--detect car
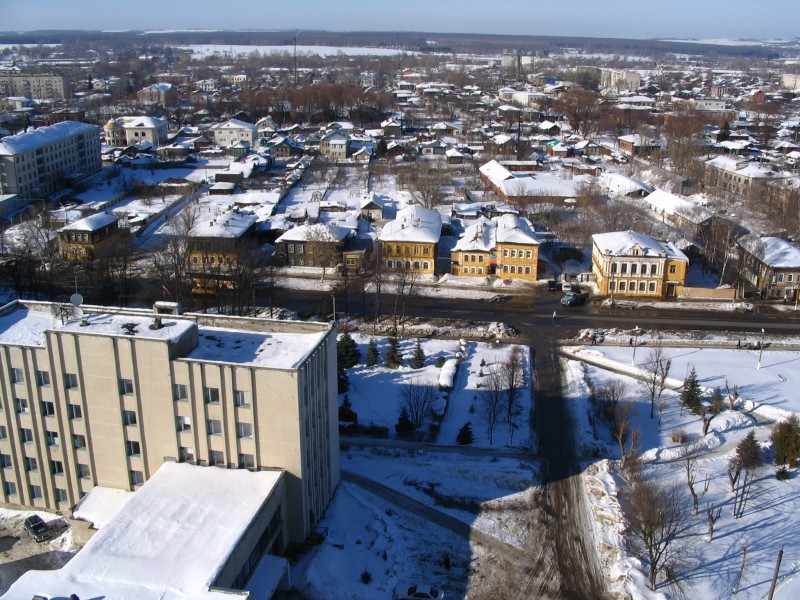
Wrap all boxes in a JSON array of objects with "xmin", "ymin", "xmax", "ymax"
[
  {"xmin": 395, "ymin": 583, "xmax": 445, "ymax": 600},
  {"xmin": 24, "ymin": 514, "xmax": 53, "ymax": 542}
]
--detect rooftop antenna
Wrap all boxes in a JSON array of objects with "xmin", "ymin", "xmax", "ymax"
[{"xmin": 70, "ymin": 292, "xmax": 84, "ymax": 321}]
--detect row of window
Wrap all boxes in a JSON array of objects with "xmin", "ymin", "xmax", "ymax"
[
  {"xmin": 609, "ymin": 262, "xmax": 661, "ymax": 276},
  {"xmin": 6, "ymin": 369, "xmax": 72, "ymax": 388},
  {"xmin": 172, "ymin": 384, "xmax": 251, "ymax": 406},
  {"xmin": 774, "ymin": 273, "xmax": 798, "ymax": 283},
  {"xmin": 384, "ymin": 260, "xmax": 431, "ymax": 270},
  {"xmin": 502, "ymin": 248, "xmax": 535, "ymax": 259},
  {"xmin": 3, "ymin": 424, "xmax": 85, "ymax": 448},
  {"xmin": 176, "ymin": 416, "xmax": 253, "ymax": 438},
  {"xmin": 384, "ymin": 245, "xmax": 431, "ymax": 257},
  {"xmin": 1, "ymin": 453, "xmax": 90, "ymax": 478},
  {"xmin": 609, "ymin": 280, "xmax": 658, "ymax": 293},
  {"xmin": 502, "ymin": 265, "xmax": 533, "ymax": 275},
  {"xmin": 2, "ymin": 482, "xmax": 68, "ymax": 503}
]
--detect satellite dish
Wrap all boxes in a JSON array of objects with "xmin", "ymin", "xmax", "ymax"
[{"xmin": 70, "ymin": 293, "xmax": 83, "ymax": 307}]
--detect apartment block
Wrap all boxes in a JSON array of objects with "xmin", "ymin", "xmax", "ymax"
[
  {"xmin": 0, "ymin": 300, "xmax": 339, "ymax": 544},
  {"xmin": 0, "ymin": 120, "xmax": 102, "ymax": 199},
  {"xmin": 0, "ymin": 73, "xmax": 70, "ymax": 100}
]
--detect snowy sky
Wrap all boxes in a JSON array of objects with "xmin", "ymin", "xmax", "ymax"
[{"xmin": 2, "ymin": 0, "xmax": 797, "ymax": 40}]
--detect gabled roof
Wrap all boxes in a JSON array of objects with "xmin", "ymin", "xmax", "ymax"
[
  {"xmin": 738, "ymin": 236, "xmax": 800, "ymax": 268},
  {"xmin": 60, "ymin": 212, "xmax": 118, "ymax": 232},
  {"xmin": 275, "ymin": 222, "xmax": 352, "ymax": 243},
  {"xmin": 592, "ymin": 230, "xmax": 688, "ymax": 262}
]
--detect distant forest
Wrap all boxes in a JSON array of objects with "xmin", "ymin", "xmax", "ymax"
[{"xmin": 0, "ymin": 29, "xmax": 787, "ymax": 59}]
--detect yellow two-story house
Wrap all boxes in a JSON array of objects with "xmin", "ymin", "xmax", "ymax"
[
  {"xmin": 592, "ymin": 230, "xmax": 688, "ymax": 298},
  {"xmin": 451, "ymin": 215, "xmax": 539, "ymax": 280},
  {"xmin": 379, "ymin": 204, "xmax": 441, "ymax": 275}
]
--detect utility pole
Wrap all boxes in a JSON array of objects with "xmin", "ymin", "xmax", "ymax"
[
  {"xmin": 767, "ymin": 546, "xmax": 784, "ymax": 600},
  {"xmin": 293, "ymin": 34, "xmax": 298, "ymax": 89}
]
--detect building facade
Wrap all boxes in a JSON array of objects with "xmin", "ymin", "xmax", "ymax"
[
  {"xmin": 0, "ymin": 121, "xmax": 101, "ymax": 199},
  {"xmin": 0, "ymin": 300, "xmax": 339, "ymax": 545},
  {"xmin": 737, "ymin": 236, "xmax": 800, "ymax": 300},
  {"xmin": 592, "ymin": 230, "xmax": 688, "ymax": 298},
  {"xmin": 58, "ymin": 212, "xmax": 124, "ymax": 260},
  {"xmin": 451, "ymin": 215, "xmax": 539, "ymax": 280},
  {"xmin": 0, "ymin": 73, "xmax": 70, "ymax": 99},
  {"xmin": 378, "ymin": 204, "xmax": 441, "ymax": 275},
  {"xmin": 104, "ymin": 116, "xmax": 169, "ymax": 148}
]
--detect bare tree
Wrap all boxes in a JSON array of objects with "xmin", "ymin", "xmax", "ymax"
[
  {"xmin": 627, "ymin": 479, "xmax": 690, "ymax": 591},
  {"xmin": 152, "ymin": 203, "xmax": 198, "ymax": 308},
  {"xmin": 640, "ymin": 347, "xmax": 672, "ymax": 419},
  {"xmin": 706, "ymin": 502, "xmax": 721, "ymax": 543},
  {"xmin": 553, "ymin": 89, "xmax": 600, "ymax": 137},
  {"xmin": 597, "ymin": 379, "xmax": 638, "ymax": 465},
  {"xmin": 407, "ymin": 160, "xmax": 450, "ymax": 209},
  {"xmin": 479, "ymin": 367, "xmax": 505, "ymax": 446},
  {"xmin": 501, "ymin": 346, "xmax": 525, "ymax": 442},
  {"xmin": 399, "ymin": 378, "xmax": 439, "ymax": 431},
  {"xmin": 679, "ymin": 441, "xmax": 709, "ymax": 515},
  {"xmin": 701, "ymin": 388, "xmax": 725, "ymax": 436}
]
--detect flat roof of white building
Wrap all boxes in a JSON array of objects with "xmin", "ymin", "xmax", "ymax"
[{"xmin": 4, "ymin": 462, "xmax": 284, "ymax": 600}]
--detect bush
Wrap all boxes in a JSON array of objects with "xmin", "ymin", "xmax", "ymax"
[
  {"xmin": 360, "ymin": 424, "xmax": 389, "ymax": 439},
  {"xmin": 339, "ymin": 396, "xmax": 358, "ymax": 424},
  {"xmin": 360, "ymin": 570, "xmax": 372, "ymax": 584},
  {"xmin": 435, "ymin": 356, "xmax": 445, "ymax": 368},
  {"xmin": 771, "ymin": 414, "xmax": 800, "ymax": 468},
  {"xmin": 776, "ymin": 466, "xmax": 791, "ymax": 481},
  {"xmin": 480, "ymin": 357, "xmax": 486, "ymax": 367},
  {"xmin": 671, "ymin": 429, "xmax": 688, "ymax": 444}
]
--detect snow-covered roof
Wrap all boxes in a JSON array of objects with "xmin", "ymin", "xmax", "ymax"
[
  {"xmin": 378, "ymin": 204, "xmax": 442, "ymax": 244},
  {"xmin": 495, "ymin": 213, "xmax": 539, "ymax": 245},
  {"xmin": 6, "ymin": 462, "xmax": 284, "ymax": 600},
  {"xmin": 479, "ymin": 160, "xmax": 514, "ymax": 183},
  {"xmin": 643, "ymin": 189, "xmax": 711, "ymax": 222},
  {"xmin": 598, "ymin": 172, "xmax": 653, "ymax": 196},
  {"xmin": 211, "ymin": 118, "xmax": 258, "ymax": 132},
  {"xmin": 0, "ymin": 121, "xmax": 98, "ymax": 155},
  {"xmin": 115, "ymin": 116, "xmax": 168, "ymax": 129},
  {"xmin": 453, "ymin": 214, "xmax": 539, "ymax": 252},
  {"xmin": 275, "ymin": 222, "xmax": 351, "ymax": 243},
  {"xmin": 453, "ymin": 217, "xmax": 494, "ymax": 252},
  {"xmin": 60, "ymin": 212, "xmax": 118, "ymax": 232},
  {"xmin": 738, "ymin": 236, "xmax": 800, "ymax": 268},
  {"xmin": 73, "ymin": 486, "xmax": 134, "ymax": 530},
  {"xmin": 189, "ymin": 209, "xmax": 256, "ymax": 238},
  {"xmin": 592, "ymin": 230, "xmax": 688, "ymax": 262}
]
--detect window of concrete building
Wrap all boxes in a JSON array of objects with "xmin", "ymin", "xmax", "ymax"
[
  {"xmin": 631, "ymin": 264, "xmax": 638, "ymax": 274},
  {"xmin": 0, "ymin": 425, "xmax": 5, "ymax": 440},
  {"xmin": 238, "ymin": 453, "xmax": 254, "ymax": 469},
  {"xmin": 208, "ymin": 419, "xmax": 222, "ymax": 435},
  {"xmin": 234, "ymin": 389, "xmax": 251, "ymax": 407},
  {"xmin": 15, "ymin": 398, "xmax": 28, "ymax": 414},
  {"xmin": 20, "ymin": 428, "xmax": 33, "ymax": 443},
  {"xmin": 172, "ymin": 383, "xmax": 188, "ymax": 401},
  {"xmin": 35, "ymin": 370, "xmax": 50, "ymax": 387},
  {"xmin": 180, "ymin": 447, "xmax": 194, "ymax": 462},
  {"xmin": 68, "ymin": 403, "xmax": 82, "ymax": 419},
  {"xmin": 119, "ymin": 378, "xmax": 134, "ymax": 395},
  {"xmin": 24, "ymin": 457, "xmax": 37, "ymax": 472},
  {"xmin": 46, "ymin": 431, "xmax": 59, "ymax": 447},
  {"xmin": 123, "ymin": 410, "xmax": 137, "ymax": 426},
  {"xmin": 621, "ymin": 263, "xmax": 628, "ymax": 274},
  {"xmin": 64, "ymin": 373, "xmax": 78, "ymax": 389},
  {"xmin": 129, "ymin": 470, "xmax": 144, "ymax": 487},
  {"xmin": 204, "ymin": 386, "xmax": 220, "ymax": 404},
  {"xmin": 0, "ymin": 454, "xmax": 11, "ymax": 469},
  {"xmin": 649, "ymin": 282, "xmax": 657, "ymax": 292},
  {"xmin": 73, "ymin": 434, "xmax": 86, "ymax": 449},
  {"xmin": 237, "ymin": 422, "xmax": 253, "ymax": 438},
  {"xmin": 619, "ymin": 281, "xmax": 627, "ymax": 291},
  {"xmin": 41, "ymin": 401, "xmax": 55, "ymax": 417},
  {"xmin": 51, "ymin": 460, "xmax": 64, "ymax": 475},
  {"xmin": 126, "ymin": 440, "xmax": 141, "ymax": 456},
  {"xmin": 11, "ymin": 367, "xmax": 23, "ymax": 384},
  {"xmin": 30, "ymin": 485, "xmax": 42, "ymax": 499},
  {"xmin": 639, "ymin": 281, "xmax": 646, "ymax": 292},
  {"xmin": 55, "ymin": 488, "xmax": 67, "ymax": 503},
  {"xmin": 210, "ymin": 450, "xmax": 225, "ymax": 466},
  {"xmin": 77, "ymin": 464, "xmax": 90, "ymax": 479},
  {"xmin": 4, "ymin": 482, "xmax": 17, "ymax": 497},
  {"xmin": 177, "ymin": 416, "xmax": 192, "ymax": 432}
]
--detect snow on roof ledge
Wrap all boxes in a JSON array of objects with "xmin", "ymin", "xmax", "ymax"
[{"xmin": 5, "ymin": 462, "xmax": 285, "ymax": 600}]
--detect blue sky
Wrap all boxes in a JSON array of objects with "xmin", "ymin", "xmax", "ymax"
[{"xmin": 2, "ymin": 0, "xmax": 797, "ymax": 40}]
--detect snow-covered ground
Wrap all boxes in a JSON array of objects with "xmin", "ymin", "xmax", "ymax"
[{"xmin": 562, "ymin": 342, "xmax": 800, "ymax": 599}]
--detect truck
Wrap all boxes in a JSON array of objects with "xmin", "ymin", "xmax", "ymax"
[{"xmin": 560, "ymin": 290, "xmax": 589, "ymax": 306}]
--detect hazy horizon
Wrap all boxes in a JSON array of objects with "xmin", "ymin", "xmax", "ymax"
[{"xmin": 2, "ymin": 0, "xmax": 797, "ymax": 41}]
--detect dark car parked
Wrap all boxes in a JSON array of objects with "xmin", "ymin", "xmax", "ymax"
[{"xmin": 24, "ymin": 514, "xmax": 53, "ymax": 542}]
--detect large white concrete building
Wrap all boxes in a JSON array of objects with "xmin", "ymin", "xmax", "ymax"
[
  {"xmin": 0, "ymin": 300, "xmax": 339, "ymax": 545},
  {"xmin": 0, "ymin": 120, "xmax": 102, "ymax": 199},
  {"xmin": 0, "ymin": 73, "xmax": 70, "ymax": 99}
]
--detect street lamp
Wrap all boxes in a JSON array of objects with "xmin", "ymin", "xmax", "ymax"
[
  {"xmin": 330, "ymin": 291, "xmax": 336, "ymax": 325},
  {"xmin": 631, "ymin": 326, "xmax": 641, "ymax": 365},
  {"xmin": 758, "ymin": 327, "xmax": 765, "ymax": 370}
]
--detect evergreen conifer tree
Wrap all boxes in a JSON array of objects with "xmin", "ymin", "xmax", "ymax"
[
  {"xmin": 395, "ymin": 407, "xmax": 416, "ymax": 438},
  {"xmin": 384, "ymin": 336, "xmax": 403, "ymax": 369},
  {"xmin": 337, "ymin": 331, "xmax": 360, "ymax": 368},
  {"xmin": 456, "ymin": 421, "xmax": 474, "ymax": 445},
  {"xmin": 410, "ymin": 338, "xmax": 426, "ymax": 369},
  {"xmin": 680, "ymin": 366, "xmax": 702, "ymax": 412},
  {"xmin": 365, "ymin": 338, "xmax": 379, "ymax": 366}
]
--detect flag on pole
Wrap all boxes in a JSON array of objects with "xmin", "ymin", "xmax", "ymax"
[{"xmin": 162, "ymin": 285, "xmax": 172, "ymax": 298}]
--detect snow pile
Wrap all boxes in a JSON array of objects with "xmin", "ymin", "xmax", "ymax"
[{"xmin": 438, "ymin": 358, "xmax": 458, "ymax": 389}]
